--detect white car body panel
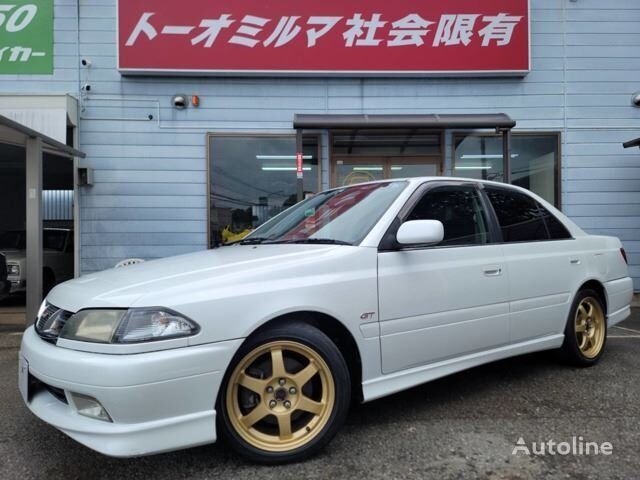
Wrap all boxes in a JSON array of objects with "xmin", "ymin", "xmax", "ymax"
[
  {"xmin": 20, "ymin": 177, "xmax": 633, "ymax": 457},
  {"xmin": 21, "ymin": 326, "xmax": 241, "ymax": 456},
  {"xmin": 504, "ymin": 239, "xmax": 585, "ymax": 342},
  {"xmin": 378, "ymin": 243, "xmax": 509, "ymax": 373},
  {"xmin": 48, "ymin": 245, "xmax": 382, "ymax": 379}
]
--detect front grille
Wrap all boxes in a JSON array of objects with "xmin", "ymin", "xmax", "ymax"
[{"xmin": 35, "ymin": 303, "xmax": 73, "ymax": 343}]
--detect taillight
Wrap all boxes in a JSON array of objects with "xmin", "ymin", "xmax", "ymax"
[{"xmin": 620, "ymin": 247, "xmax": 628, "ymax": 264}]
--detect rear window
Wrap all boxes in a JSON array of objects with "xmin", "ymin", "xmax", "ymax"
[
  {"xmin": 538, "ymin": 205, "xmax": 572, "ymax": 240},
  {"xmin": 485, "ymin": 187, "xmax": 548, "ymax": 242},
  {"xmin": 485, "ymin": 187, "xmax": 572, "ymax": 242}
]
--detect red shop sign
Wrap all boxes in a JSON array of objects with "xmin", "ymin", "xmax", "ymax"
[{"xmin": 117, "ymin": 0, "xmax": 530, "ymax": 76}]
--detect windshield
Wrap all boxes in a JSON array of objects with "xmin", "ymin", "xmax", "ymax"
[
  {"xmin": 0, "ymin": 231, "xmax": 25, "ymax": 250},
  {"xmin": 237, "ymin": 181, "xmax": 407, "ymax": 246}
]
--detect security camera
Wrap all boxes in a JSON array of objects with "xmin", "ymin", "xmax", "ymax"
[
  {"xmin": 81, "ymin": 58, "xmax": 91, "ymax": 67},
  {"xmin": 632, "ymin": 92, "xmax": 640, "ymax": 107},
  {"xmin": 81, "ymin": 84, "xmax": 91, "ymax": 92},
  {"xmin": 172, "ymin": 94, "xmax": 187, "ymax": 109}
]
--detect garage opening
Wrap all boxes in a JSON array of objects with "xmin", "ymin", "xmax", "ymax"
[{"xmin": 0, "ymin": 114, "xmax": 84, "ymax": 326}]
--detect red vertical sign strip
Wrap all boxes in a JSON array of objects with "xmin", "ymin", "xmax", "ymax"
[{"xmin": 296, "ymin": 153, "xmax": 304, "ymax": 179}]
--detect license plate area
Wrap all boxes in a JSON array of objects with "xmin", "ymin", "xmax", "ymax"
[{"xmin": 18, "ymin": 355, "xmax": 29, "ymax": 403}]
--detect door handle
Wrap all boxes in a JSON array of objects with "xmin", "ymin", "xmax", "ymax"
[
  {"xmin": 570, "ymin": 258, "xmax": 581, "ymax": 265},
  {"xmin": 483, "ymin": 266, "xmax": 502, "ymax": 276}
]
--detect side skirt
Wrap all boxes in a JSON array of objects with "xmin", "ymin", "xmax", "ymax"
[{"xmin": 362, "ymin": 334, "xmax": 564, "ymax": 402}]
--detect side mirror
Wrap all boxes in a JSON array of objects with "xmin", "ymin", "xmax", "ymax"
[{"xmin": 396, "ymin": 220, "xmax": 444, "ymax": 246}]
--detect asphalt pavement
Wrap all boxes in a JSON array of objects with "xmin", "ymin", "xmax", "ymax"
[{"xmin": 1, "ymin": 313, "xmax": 639, "ymax": 480}]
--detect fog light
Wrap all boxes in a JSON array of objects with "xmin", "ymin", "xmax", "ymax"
[{"xmin": 70, "ymin": 393, "xmax": 112, "ymax": 422}]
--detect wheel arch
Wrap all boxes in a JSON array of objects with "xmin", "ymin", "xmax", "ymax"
[
  {"xmin": 245, "ymin": 311, "xmax": 364, "ymax": 403},
  {"xmin": 576, "ymin": 279, "xmax": 607, "ymax": 315}
]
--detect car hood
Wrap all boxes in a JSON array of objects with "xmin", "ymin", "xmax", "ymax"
[
  {"xmin": 47, "ymin": 244, "xmax": 349, "ymax": 312},
  {"xmin": 1, "ymin": 249, "xmax": 25, "ymax": 262}
]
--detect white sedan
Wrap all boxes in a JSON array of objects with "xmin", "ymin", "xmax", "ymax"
[{"xmin": 19, "ymin": 178, "xmax": 633, "ymax": 463}]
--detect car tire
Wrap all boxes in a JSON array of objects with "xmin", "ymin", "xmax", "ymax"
[
  {"xmin": 561, "ymin": 289, "xmax": 607, "ymax": 367},
  {"xmin": 217, "ymin": 322, "xmax": 351, "ymax": 464}
]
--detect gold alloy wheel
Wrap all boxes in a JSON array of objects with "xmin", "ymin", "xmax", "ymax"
[
  {"xmin": 226, "ymin": 340, "xmax": 335, "ymax": 452},
  {"xmin": 574, "ymin": 297, "xmax": 606, "ymax": 359}
]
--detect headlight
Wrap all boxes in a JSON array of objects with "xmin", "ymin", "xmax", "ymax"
[
  {"xmin": 115, "ymin": 309, "xmax": 199, "ymax": 343},
  {"xmin": 59, "ymin": 308, "xmax": 199, "ymax": 344},
  {"xmin": 7, "ymin": 264, "xmax": 19, "ymax": 276},
  {"xmin": 60, "ymin": 310, "xmax": 126, "ymax": 343}
]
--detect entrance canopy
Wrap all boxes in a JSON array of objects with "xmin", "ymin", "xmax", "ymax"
[
  {"xmin": 293, "ymin": 113, "xmax": 516, "ymax": 131},
  {"xmin": 0, "ymin": 114, "xmax": 84, "ymax": 325}
]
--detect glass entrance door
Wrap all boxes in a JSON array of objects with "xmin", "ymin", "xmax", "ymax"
[
  {"xmin": 330, "ymin": 129, "xmax": 443, "ymax": 187},
  {"xmin": 333, "ymin": 156, "xmax": 441, "ymax": 187}
]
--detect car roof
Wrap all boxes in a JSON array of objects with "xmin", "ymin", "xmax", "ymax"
[
  {"xmin": 331, "ymin": 176, "xmax": 558, "ymax": 211},
  {"xmin": 333, "ymin": 176, "xmax": 525, "ymax": 191}
]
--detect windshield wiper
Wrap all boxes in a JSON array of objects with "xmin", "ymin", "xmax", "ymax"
[
  {"xmin": 271, "ymin": 238, "xmax": 353, "ymax": 246},
  {"xmin": 227, "ymin": 237, "xmax": 352, "ymax": 246},
  {"xmin": 225, "ymin": 237, "xmax": 270, "ymax": 246}
]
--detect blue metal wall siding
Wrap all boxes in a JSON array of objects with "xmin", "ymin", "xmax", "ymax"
[
  {"xmin": 43, "ymin": 190, "xmax": 73, "ymax": 220},
  {"xmin": 562, "ymin": 0, "xmax": 640, "ymax": 286},
  {"xmin": 2, "ymin": 0, "xmax": 640, "ymax": 287}
]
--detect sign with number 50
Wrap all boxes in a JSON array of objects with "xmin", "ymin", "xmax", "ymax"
[{"xmin": 0, "ymin": 1, "xmax": 52, "ymax": 74}]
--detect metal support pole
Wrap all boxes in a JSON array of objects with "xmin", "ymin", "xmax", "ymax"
[
  {"xmin": 25, "ymin": 136, "xmax": 43, "ymax": 326},
  {"xmin": 73, "ymin": 126, "xmax": 80, "ymax": 279},
  {"xmin": 295, "ymin": 129, "xmax": 304, "ymax": 202},
  {"xmin": 502, "ymin": 128, "xmax": 512, "ymax": 184}
]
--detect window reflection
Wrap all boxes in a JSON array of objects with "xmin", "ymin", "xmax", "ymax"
[
  {"xmin": 453, "ymin": 135, "xmax": 505, "ymax": 182},
  {"xmin": 209, "ymin": 135, "xmax": 319, "ymax": 247},
  {"xmin": 335, "ymin": 161, "xmax": 439, "ymax": 186},
  {"xmin": 390, "ymin": 163, "xmax": 438, "ymax": 179},
  {"xmin": 453, "ymin": 133, "xmax": 560, "ymax": 207},
  {"xmin": 336, "ymin": 163, "xmax": 385, "ymax": 186}
]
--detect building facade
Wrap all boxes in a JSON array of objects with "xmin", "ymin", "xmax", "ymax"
[{"xmin": 1, "ymin": 0, "xmax": 640, "ymax": 288}]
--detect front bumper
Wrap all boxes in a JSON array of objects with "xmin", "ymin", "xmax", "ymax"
[
  {"xmin": 20, "ymin": 326, "xmax": 242, "ymax": 457},
  {"xmin": 9, "ymin": 279, "xmax": 25, "ymax": 294}
]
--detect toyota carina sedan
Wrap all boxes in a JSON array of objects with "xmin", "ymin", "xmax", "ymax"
[{"xmin": 20, "ymin": 178, "xmax": 633, "ymax": 463}]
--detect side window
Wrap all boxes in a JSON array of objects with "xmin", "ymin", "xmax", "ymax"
[
  {"xmin": 406, "ymin": 185, "xmax": 489, "ymax": 246},
  {"xmin": 485, "ymin": 187, "xmax": 548, "ymax": 242},
  {"xmin": 538, "ymin": 204, "xmax": 572, "ymax": 240}
]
